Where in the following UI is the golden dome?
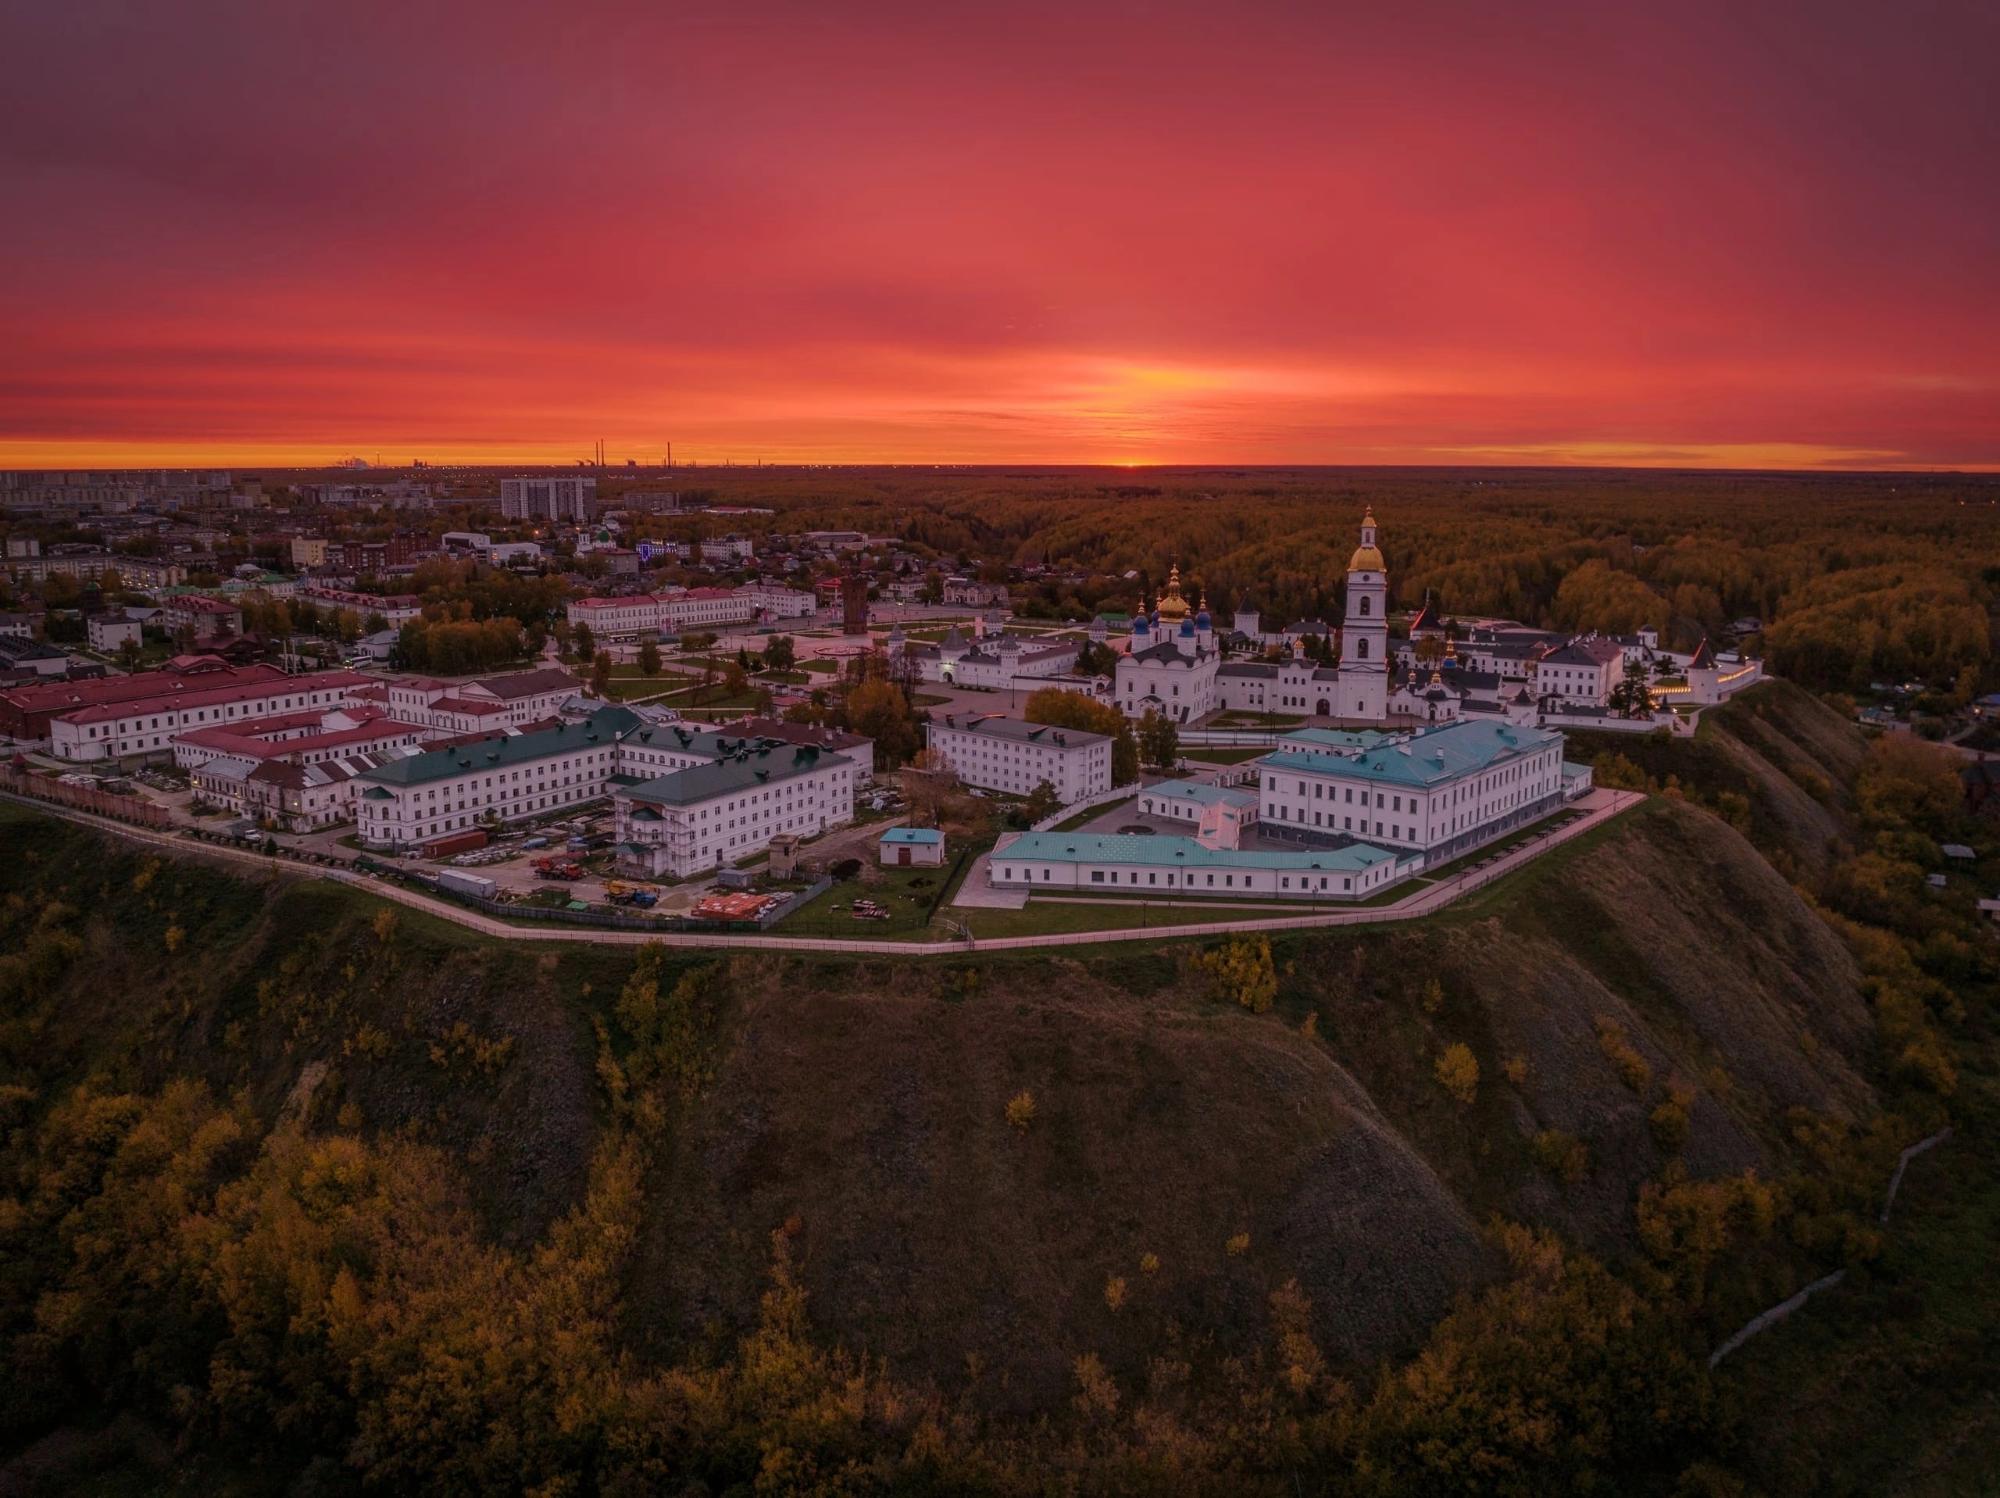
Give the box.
[1347,506,1383,572]
[1155,562,1192,619]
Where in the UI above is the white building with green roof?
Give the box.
[612,739,857,878]
[989,832,1412,900]
[353,705,862,859]
[1257,718,1564,860]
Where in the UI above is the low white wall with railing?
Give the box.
[1029,783,1139,832]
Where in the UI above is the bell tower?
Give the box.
[1337,507,1388,721]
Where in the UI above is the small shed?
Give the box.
[880,826,945,867]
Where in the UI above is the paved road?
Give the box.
[5,789,1639,954]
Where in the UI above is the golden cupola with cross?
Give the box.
[1154,563,1193,622]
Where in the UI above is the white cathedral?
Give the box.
[1113,508,1395,725]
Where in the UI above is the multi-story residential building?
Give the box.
[612,741,857,878]
[926,714,1113,802]
[3,549,185,590]
[294,535,423,573]
[1255,719,1565,861]
[160,595,242,643]
[701,535,756,564]
[500,475,596,522]
[87,613,144,652]
[295,586,423,626]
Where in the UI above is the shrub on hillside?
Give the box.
[1434,1043,1480,1106]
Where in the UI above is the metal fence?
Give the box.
[0,767,175,829]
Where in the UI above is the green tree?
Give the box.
[591,649,613,696]
[1023,687,1139,785]
[1021,779,1062,824]
[1609,656,1654,718]
[762,634,796,671]
[1137,708,1179,768]
[636,638,662,677]
[570,620,596,663]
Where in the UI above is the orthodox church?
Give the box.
[1201,509,1393,722]
[1114,564,1220,722]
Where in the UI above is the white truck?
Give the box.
[435,869,498,901]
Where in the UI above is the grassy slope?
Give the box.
[1,793,1880,1413]
[10,665,1985,1489]
[1712,989,2000,1498]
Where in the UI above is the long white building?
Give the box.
[51,668,377,763]
[988,832,1411,900]
[1256,719,1566,860]
[566,587,761,638]
[926,714,1113,801]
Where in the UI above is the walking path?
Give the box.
[5,788,1642,956]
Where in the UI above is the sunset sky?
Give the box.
[2,1,1995,470]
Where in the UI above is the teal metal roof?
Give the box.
[1139,779,1258,807]
[621,743,851,806]
[997,832,1398,872]
[881,826,943,844]
[1280,727,1394,753]
[356,706,644,788]
[1262,719,1560,789]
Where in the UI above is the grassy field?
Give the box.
[775,864,949,936]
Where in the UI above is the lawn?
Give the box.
[776,864,949,936]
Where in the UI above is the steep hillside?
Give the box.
[0,795,1879,1419]
[1565,678,1868,876]
[612,799,1878,1403]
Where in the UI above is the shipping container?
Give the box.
[423,828,489,859]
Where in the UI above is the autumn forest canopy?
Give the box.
[602,465,2000,693]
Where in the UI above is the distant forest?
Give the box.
[596,466,2000,695]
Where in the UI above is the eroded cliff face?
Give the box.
[637,800,1874,1396]
[0,791,1877,1406]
